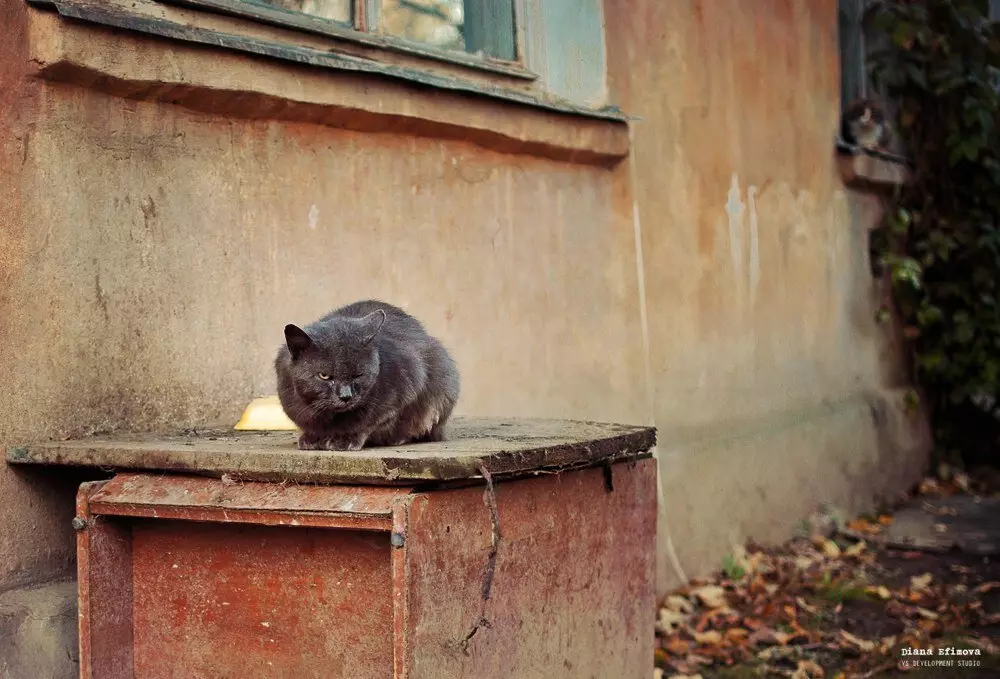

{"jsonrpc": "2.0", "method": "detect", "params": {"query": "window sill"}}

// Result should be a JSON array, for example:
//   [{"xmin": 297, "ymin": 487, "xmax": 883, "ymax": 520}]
[
  {"xmin": 24, "ymin": 0, "xmax": 630, "ymax": 166},
  {"xmin": 835, "ymin": 142, "xmax": 911, "ymax": 191}
]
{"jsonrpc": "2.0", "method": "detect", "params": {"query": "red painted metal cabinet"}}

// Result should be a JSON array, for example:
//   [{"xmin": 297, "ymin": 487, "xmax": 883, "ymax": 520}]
[{"xmin": 14, "ymin": 418, "xmax": 657, "ymax": 678}]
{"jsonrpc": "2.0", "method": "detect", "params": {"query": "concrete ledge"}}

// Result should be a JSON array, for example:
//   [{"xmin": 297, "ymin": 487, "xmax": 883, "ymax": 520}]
[
  {"xmin": 0, "ymin": 579, "xmax": 78, "ymax": 679},
  {"xmin": 837, "ymin": 151, "xmax": 911, "ymax": 192},
  {"xmin": 25, "ymin": 6, "xmax": 630, "ymax": 167}
]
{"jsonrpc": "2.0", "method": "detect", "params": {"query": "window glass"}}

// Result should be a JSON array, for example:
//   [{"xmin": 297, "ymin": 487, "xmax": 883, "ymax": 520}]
[
  {"xmin": 379, "ymin": 0, "xmax": 516, "ymax": 60},
  {"xmin": 264, "ymin": 0, "xmax": 353, "ymax": 25}
]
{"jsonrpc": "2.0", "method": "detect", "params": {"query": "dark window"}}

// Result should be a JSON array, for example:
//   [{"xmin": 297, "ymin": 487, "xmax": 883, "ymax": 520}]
[{"xmin": 839, "ymin": 0, "xmax": 868, "ymax": 108}]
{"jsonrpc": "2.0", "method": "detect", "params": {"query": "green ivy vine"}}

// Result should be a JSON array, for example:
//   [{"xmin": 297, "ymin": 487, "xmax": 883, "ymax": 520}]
[{"xmin": 867, "ymin": 0, "xmax": 1000, "ymax": 466}]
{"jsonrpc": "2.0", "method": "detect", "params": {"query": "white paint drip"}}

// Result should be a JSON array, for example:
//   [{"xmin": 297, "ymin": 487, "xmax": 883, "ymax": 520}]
[
  {"xmin": 308, "ymin": 204, "xmax": 319, "ymax": 230},
  {"xmin": 747, "ymin": 185, "xmax": 760, "ymax": 304},
  {"xmin": 725, "ymin": 173, "xmax": 745, "ymax": 283},
  {"xmin": 725, "ymin": 175, "xmax": 763, "ymax": 305}
]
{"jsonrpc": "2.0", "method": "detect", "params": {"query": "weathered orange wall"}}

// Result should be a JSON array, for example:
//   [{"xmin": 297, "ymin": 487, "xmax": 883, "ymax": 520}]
[
  {"xmin": 0, "ymin": 6, "xmax": 648, "ymax": 593},
  {"xmin": 603, "ymin": 0, "xmax": 927, "ymax": 589},
  {"xmin": 0, "ymin": 0, "xmax": 928, "ymax": 623}
]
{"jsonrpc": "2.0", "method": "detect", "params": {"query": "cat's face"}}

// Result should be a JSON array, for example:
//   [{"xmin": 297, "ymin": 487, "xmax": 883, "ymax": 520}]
[{"xmin": 282, "ymin": 311, "xmax": 384, "ymax": 414}]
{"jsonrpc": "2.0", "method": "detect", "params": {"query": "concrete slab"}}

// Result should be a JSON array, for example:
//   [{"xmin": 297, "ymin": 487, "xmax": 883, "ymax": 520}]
[
  {"xmin": 852, "ymin": 495, "xmax": 1000, "ymax": 555},
  {"xmin": 6, "ymin": 417, "xmax": 656, "ymax": 485}
]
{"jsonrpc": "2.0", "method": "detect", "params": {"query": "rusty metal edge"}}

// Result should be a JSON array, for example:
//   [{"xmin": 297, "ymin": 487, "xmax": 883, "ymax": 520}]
[
  {"xmin": 76, "ymin": 480, "xmax": 138, "ymax": 679},
  {"xmin": 391, "ymin": 494, "xmax": 415, "ymax": 679},
  {"xmin": 76, "ymin": 481, "xmax": 102, "ymax": 679}
]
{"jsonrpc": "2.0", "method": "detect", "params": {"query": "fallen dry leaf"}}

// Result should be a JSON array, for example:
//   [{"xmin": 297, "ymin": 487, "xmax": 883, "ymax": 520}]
[
  {"xmin": 923, "ymin": 501, "xmax": 959, "ymax": 516},
  {"xmin": 693, "ymin": 630, "xmax": 723, "ymax": 646},
  {"xmin": 844, "ymin": 540, "xmax": 867, "ymax": 557},
  {"xmin": 839, "ymin": 629, "xmax": 876, "ymax": 652},
  {"xmin": 748, "ymin": 626, "xmax": 780, "ymax": 647},
  {"xmin": 658, "ymin": 608, "xmax": 688, "ymax": 634},
  {"xmin": 724, "ymin": 627, "xmax": 750, "ymax": 642},
  {"xmin": 795, "ymin": 555, "xmax": 817, "ymax": 571},
  {"xmin": 820, "ymin": 539, "xmax": 841, "ymax": 558},
  {"xmin": 846, "ymin": 518, "xmax": 881, "ymax": 535},
  {"xmin": 791, "ymin": 659, "xmax": 825, "ymax": 678},
  {"xmin": 975, "ymin": 582, "xmax": 1000, "ymax": 594},
  {"xmin": 691, "ymin": 585, "xmax": 728, "ymax": 609},
  {"xmin": 684, "ymin": 653, "xmax": 712, "ymax": 666},
  {"xmin": 877, "ymin": 514, "xmax": 894, "ymax": 525},
  {"xmin": 665, "ymin": 595, "xmax": 695, "ymax": 614},
  {"xmin": 655, "ymin": 647, "xmax": 669, "ymax": 665},
  {"xmin": 916, "ymin": 607, "xmax": 939, "ymax": 620},
  {"xmin": 757, "ymin": 645, "xmax": 796, "ymax": 661},
  {"xmin": 866, "ymin": 585, "xmax": 892, "ymax": 600},
  {"xmin": 910, "ymin": 573, "xmax": 933, "ymax": 591},
  {"xmin": 796, "ymin": 597, "xmax": 821, "ymax": 615},
  {"xmin": 661, "ymin": 637, "xmax": 691, "ymax": 656},
  {"xmin": 919, "ymin": 478, "xmax": 941, "ymax": 494},
  {"xmin": 773, "ymin": 630, "xmax": 794, "ymax": 646}
]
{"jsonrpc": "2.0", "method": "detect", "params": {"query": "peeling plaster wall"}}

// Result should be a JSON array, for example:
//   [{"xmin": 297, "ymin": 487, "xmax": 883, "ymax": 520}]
[
  {"xmin": 0, "ymin": 5, "xmax": 646, "ymax": 589},
  {"xmin": 0, "ymin": 0, "xmax": 929, "ymax": 606},
  {"xmin": 603, "ymin": 0, "xmax": 929, "ymax": 590}
]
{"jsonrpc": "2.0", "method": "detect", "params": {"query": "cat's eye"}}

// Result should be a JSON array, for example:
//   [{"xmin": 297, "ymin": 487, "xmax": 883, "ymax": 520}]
[{"xmin": 317, "ymin": 373, "xmax": 331, "ymax": 381}]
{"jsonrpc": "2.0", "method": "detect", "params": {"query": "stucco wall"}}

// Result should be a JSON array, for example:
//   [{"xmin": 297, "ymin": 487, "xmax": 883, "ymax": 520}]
[
  {"xmin": 603, "ymin": 0, "xmax": 928, "ymax": 590},
  {"xmin": 0, "ymin": 0, "xmax": 928, "ymax": 608},
  {"xmin": 0, "ymin": 4, "xmax": 648, "ymax": 590}
]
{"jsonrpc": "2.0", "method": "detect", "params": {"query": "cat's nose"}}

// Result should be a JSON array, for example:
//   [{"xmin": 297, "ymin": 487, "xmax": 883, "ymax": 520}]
[{"xmin": 337, "ymin": 385, "xmax": 353, "ymax": 402}]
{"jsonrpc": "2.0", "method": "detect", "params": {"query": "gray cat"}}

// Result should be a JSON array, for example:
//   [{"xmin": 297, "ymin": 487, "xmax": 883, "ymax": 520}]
[{"xmin": 275, "ymin": 300, "xmax": 460, "ymax": 451}]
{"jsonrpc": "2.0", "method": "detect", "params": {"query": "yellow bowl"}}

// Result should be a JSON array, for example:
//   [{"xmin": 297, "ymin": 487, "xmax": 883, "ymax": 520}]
[{"xmin": 234, "ymin": 396, "xmax": 299, "ymax": 431}]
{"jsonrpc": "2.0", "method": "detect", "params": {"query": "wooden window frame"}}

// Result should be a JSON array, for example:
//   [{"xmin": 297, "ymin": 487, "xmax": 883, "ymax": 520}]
[{"xmin": 159, "ymin": 0, "xmax": 536, "ymax": 80}]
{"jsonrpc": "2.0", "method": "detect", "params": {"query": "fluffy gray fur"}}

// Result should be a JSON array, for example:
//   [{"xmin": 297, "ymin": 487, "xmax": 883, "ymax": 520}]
[{"xmin": 275, "ymin": 300, "xmax": 460, "ymax": 451}]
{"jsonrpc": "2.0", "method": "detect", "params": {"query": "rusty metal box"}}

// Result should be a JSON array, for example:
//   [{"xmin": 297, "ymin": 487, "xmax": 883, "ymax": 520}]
[{"xmin": 13, "ymin": 418, "xmax": 657, "ymax": 678}]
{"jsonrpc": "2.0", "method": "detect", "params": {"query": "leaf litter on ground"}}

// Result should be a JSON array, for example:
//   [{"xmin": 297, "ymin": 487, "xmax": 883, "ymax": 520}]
[{"xmin": 654, "ymin": 472, "xmax": 1000, "ymax": 678}]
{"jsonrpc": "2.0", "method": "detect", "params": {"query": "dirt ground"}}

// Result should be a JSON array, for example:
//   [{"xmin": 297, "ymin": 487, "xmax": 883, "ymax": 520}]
[{"xmin": 654, "ymin": 471, "xmax": 1000, "ymax": 679}]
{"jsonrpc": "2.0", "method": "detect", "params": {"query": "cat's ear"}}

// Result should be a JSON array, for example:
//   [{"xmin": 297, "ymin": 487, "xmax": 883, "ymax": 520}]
[
  {"xmin": 359, "ymin": 309, "xmax": 387, "ymax": 345},
  {"xmin": 284, "ymin": 324, "xmax": 313, "ymax": 360}
]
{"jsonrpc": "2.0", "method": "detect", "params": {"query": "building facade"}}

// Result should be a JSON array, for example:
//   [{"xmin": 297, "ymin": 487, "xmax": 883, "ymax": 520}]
[{"xmin": 0, "ymin": 0, "xmax": 927, "ymax": 674}]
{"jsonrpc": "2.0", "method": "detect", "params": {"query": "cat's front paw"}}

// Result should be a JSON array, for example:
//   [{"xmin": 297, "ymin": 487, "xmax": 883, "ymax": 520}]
[
  {"xmin": 298, "ymin": 433, "xmax": 367, "ymax": 451},
  {"xmin": 297, "ymin": 434, "xmax": 326, "ymax": 451}
]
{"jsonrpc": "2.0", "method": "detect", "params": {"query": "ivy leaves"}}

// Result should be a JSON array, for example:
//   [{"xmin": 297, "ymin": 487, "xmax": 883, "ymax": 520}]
[{"xmin": 868, "ymin": 1, "xmax": 1000, "ymax": 462}]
